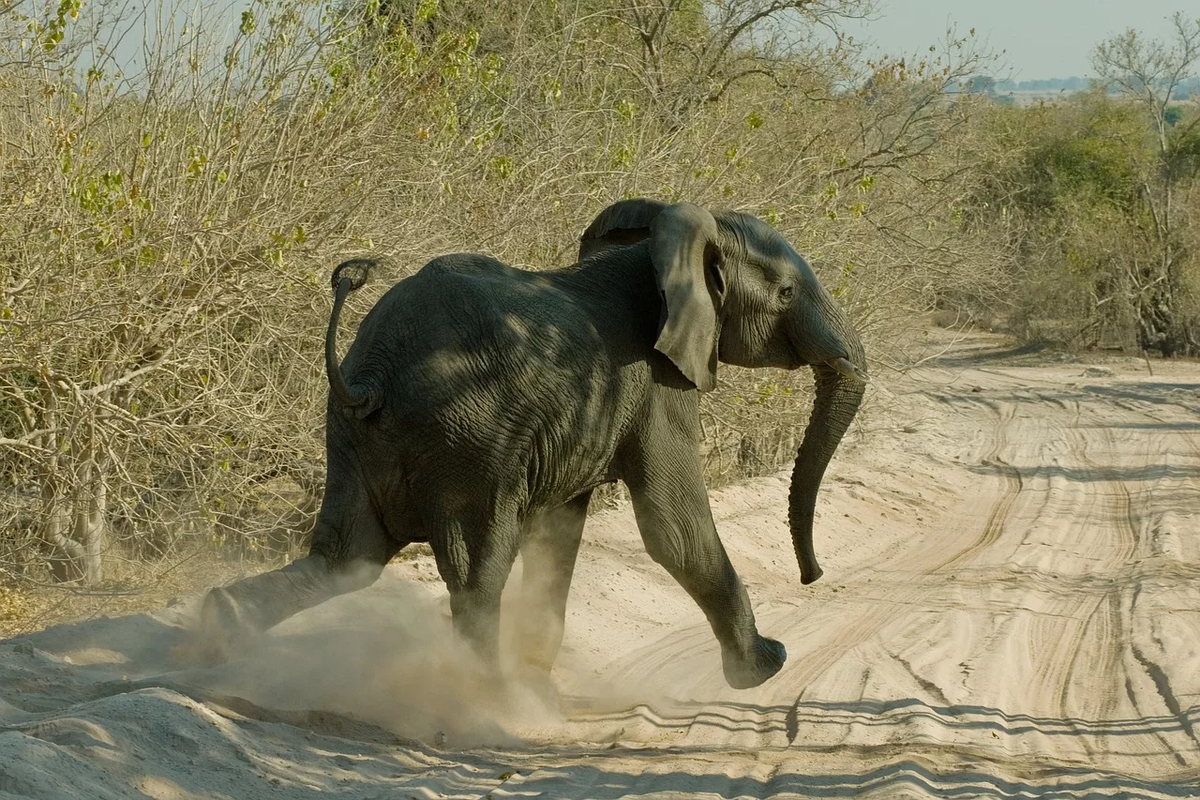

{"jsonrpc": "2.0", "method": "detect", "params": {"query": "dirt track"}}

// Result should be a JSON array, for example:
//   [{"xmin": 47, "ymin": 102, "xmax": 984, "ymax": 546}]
[{"xmin": 3, "ymin": 331, "xmax": 1200, "ymax": 798}]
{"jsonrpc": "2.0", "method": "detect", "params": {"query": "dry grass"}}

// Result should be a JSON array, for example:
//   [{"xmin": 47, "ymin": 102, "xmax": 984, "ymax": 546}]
[{"xmin": 0, "ymin": 550, "xmax": 251, "ymax": 636}]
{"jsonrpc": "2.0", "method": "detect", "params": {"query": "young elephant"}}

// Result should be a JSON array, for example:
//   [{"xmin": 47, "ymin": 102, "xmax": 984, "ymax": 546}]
[{"xmin": 198, "ymin": 199, "xmax": 867, "ymax": 690}]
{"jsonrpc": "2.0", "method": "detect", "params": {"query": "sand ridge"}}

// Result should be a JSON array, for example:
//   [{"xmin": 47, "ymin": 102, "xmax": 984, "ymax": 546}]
[{"xmin": 2, "ymin": 331, "xmax": 1200, "ymax": 798}]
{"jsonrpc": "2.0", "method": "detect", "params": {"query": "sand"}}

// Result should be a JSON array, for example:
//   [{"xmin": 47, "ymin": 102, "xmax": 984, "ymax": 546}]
[{"xmin": 2, "ymin": 329, "xmax": 1199, "ymax": 798}]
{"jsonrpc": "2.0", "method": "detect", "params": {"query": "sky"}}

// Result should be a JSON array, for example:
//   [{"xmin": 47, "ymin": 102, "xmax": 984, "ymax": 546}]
[
  {"xmin": 91, "ymin": 0, "xmax": 1196, "ymax": 82},
  {"xmin": 841, "ymin": 0, "xmax": 1192, "ymax": 80}
]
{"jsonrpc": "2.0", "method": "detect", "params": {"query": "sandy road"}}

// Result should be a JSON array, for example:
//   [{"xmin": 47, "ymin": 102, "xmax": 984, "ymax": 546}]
[{"xmin": 2, "ymin": 332, "xmax": 1200, "ymax": 798}]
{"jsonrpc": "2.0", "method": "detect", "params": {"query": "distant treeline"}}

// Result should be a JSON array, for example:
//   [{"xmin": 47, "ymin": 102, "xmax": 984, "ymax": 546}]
[
  {"xmin": 988, "ymin": 75, "xmax": 1200, "ymax": 97},
  {"xmin": 995, "ymin": 77, "xmax": 1091, "ymax": 92}
]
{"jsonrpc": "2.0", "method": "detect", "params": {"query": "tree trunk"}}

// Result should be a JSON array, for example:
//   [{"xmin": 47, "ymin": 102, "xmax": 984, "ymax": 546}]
[
  {"xmin": 38, "ymin": 409, "xmax": 108, "ymax": 585},
  {"xmin": 71, "ymin": 455, "xmax": 107, "ymax": 584},
  {"xmin": 42, "ymin": 477, "xmax": 84, "ymax": 583}
]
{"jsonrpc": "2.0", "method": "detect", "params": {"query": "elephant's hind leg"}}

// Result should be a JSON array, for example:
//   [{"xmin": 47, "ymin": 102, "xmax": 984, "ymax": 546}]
[
  {"xmin": 429, "ymin": 505, "xmax": 523, "ymax": 667},
  {"xmin": 515, "ymin": 491, "xmax": 591, "ymax": 675},
  {"xmin": 192, "ymin": 485, "xmax": 400, "ymax": 663}
]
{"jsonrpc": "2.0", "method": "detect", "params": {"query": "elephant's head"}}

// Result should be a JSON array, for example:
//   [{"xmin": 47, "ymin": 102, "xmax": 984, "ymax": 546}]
[{"xmin": 579, "ymin": 199, "xmax": 867, "ymax": 586}]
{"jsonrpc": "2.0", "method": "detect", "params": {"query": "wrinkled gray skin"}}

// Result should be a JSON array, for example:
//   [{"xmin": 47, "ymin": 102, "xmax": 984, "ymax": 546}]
[{"xmin": 198, "ymin": 200, "xmax": 867, "ymax": 690}]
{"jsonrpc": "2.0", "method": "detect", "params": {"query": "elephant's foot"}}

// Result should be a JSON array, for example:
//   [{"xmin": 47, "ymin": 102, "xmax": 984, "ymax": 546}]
[
  {"xmin": 178, "ymin": 586, "xmax": 261, "ymax": 666},
  {"xmin": 721, "ymin": 635, "xmax": 786, "ymax": 689}
]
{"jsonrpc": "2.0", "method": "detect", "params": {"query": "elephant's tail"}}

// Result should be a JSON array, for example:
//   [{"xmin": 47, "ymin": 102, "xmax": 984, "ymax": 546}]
[{"xmin": 326, "ymin": 259, "xmax": 382, "ymax": 419}]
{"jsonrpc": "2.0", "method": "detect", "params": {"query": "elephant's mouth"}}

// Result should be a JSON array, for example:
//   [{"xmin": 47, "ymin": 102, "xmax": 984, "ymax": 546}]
[{"xmin": 826, "ymin": 356, "xmax": 868, "ymax": 382}]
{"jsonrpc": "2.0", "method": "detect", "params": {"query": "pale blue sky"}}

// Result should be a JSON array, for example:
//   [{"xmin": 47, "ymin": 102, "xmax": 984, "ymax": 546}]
[
  {"xmin": 99, "ymin": 1, "xmax": 1194, "ymax": 81},
  {"xmin": 845, "ymin": 1, "xmax": 1193, "ymax": 79}
]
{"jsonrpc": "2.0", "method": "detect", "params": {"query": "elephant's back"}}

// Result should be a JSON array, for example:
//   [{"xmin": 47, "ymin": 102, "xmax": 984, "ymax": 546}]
[
  {"xmin": 367, "ymin": 254, "xmax": 601, "ymax": 366},
  {"xmin": 343, "ymin": 253, "xmax": 643, "ymax": 508}
]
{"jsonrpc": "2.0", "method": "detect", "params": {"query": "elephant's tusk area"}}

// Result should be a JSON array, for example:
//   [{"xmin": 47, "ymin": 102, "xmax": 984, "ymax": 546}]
[{"xmin": 828, "ymin": 357, "xmax": 868, "ymax": 382}]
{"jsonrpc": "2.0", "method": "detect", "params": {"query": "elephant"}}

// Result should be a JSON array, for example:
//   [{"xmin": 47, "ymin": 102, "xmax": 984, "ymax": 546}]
[{"xmin": 196, "ymin": 198, "xmax": 867, "ymax": 690}]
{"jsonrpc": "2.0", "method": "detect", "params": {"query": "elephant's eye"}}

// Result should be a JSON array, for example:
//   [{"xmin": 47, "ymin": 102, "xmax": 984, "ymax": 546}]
[{"xmin": 778, "ymin": 284, "xmax": 795, "ymax": 301}]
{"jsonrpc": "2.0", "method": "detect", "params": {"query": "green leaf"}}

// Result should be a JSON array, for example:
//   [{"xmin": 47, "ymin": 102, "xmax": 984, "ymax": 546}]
[{"xmin": 416, "ymin": 0, "xmax": 438, "ymax": 23}]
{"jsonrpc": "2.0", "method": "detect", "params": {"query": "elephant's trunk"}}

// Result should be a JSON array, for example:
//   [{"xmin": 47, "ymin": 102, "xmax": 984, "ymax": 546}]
[{"xmin": 788, "ymin": 338, "xmax": 867, "ymax": 585}]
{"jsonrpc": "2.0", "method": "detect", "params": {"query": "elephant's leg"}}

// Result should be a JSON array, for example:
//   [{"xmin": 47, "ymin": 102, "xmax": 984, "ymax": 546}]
[
  {"xmin": 195, "ymin": 475, "xmax": 400, "ymax": 662},
  {"xmin": 515, "ymin": 490, "xmax": 591, "ymax": 675},
  {"xmin": 620, "ymin": 420, "xmax": 786, "ymax": 689},
  {"xmin": 430, "ymin": 509, "xmax": 522, "ymax": 667}
]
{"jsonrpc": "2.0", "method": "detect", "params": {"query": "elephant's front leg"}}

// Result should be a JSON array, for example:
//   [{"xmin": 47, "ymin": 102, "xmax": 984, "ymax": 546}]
[
  {"xmin": 515, "ymin": 491, "xmax": 591, "ymax": 675},
  {"xmin": 620, "ymin": 415, "xmax": 786, "ymax": 689}
]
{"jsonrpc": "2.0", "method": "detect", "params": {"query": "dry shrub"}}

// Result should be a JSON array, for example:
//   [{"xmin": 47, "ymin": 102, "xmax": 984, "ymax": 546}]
[{"xmin": 1, "ymin": 0, "xmax": 999, "ymax": 590}]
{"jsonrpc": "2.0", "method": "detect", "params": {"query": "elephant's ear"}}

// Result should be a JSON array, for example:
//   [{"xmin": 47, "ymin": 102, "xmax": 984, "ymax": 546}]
[
  {"xmin": 649, "ymin": 203, "xmax": 724, "ymax": 392},
  {"xmin": 578, "ymin": 198, "xmax": 668, "ymax": 260}
]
